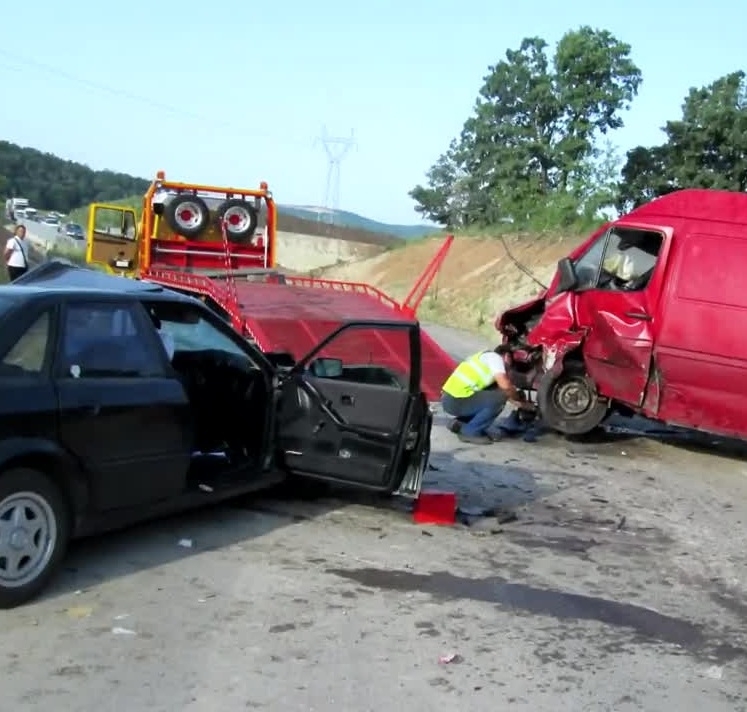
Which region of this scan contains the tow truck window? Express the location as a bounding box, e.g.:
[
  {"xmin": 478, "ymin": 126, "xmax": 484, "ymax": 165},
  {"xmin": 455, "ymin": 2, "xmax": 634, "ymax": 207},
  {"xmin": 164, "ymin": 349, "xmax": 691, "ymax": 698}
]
[{"xmin": 572, "ymin": 227, "xmax": 663, "ymax": 292}]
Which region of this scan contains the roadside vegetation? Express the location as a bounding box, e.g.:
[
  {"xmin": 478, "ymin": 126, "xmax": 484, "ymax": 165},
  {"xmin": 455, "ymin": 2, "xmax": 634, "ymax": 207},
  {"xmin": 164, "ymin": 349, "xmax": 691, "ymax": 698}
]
[{"xmin": 326, "ymin": 27, "xmax": 747, "ymax": 335}]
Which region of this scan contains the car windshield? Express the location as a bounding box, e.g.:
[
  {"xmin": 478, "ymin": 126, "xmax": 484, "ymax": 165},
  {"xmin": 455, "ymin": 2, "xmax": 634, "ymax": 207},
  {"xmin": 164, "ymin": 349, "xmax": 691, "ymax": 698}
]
[{"xmin": 159, "ymin": 313, "xmax": 249, "ymax": 358}]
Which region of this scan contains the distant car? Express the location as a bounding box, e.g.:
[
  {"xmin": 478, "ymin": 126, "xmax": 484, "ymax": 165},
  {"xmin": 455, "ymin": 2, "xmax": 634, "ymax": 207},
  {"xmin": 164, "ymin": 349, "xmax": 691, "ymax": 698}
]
[
  {"xmin": 0, "ymin": 261, "xmax": 432, "ymax": 607},
  {"xmin": 42, "ymin": 216, "xmax": 60, "ymax": 227},
  {"xmin": 63, "ymin": 223, "xmax": 85, "ymax": 240}
]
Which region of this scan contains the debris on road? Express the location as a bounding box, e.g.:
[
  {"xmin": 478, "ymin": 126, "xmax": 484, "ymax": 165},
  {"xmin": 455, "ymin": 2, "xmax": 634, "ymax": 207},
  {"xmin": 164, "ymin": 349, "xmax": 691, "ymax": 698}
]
[
  {"xmin": 111, "ymin": 627, "xmax": 137, "ymax": 636},
  {"xmin": 438, "ymin": 652, "xmax": 464, "ymax": 664}
]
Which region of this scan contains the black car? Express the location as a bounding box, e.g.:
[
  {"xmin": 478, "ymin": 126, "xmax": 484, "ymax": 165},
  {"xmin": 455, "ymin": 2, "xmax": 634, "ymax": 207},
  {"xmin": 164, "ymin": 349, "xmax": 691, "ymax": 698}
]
[{"xmin": 0, "ymin": 261, "xmax": 432, "ymax": 607}]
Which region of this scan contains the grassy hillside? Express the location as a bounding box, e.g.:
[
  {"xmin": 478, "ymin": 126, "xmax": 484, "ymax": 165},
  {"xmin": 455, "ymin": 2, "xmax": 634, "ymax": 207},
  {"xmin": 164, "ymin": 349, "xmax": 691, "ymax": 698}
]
[
  {"xmin": 280, "ymin": 205, "xmax": 435, "ymax": 239},
  {"xmin": 318, "ymin": 230, "xmax": 588, "ymax": 338}
]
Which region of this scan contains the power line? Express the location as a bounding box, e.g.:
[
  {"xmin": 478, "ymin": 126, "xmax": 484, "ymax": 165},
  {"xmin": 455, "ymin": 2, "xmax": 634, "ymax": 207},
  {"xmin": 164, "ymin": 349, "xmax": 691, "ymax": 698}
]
[
  {"xmin": 0, "ymin": 50, "xmax": 310, "ymax": 148},
  {"xmin": 315, "ymin": 126, "xmax": 356, "ymax": 225}
]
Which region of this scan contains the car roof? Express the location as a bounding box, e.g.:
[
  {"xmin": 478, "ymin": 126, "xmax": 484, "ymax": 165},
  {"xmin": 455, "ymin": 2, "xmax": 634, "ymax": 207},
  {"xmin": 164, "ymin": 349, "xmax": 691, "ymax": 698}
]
[{"xmin": 6, "ymin": 260, "xmax": 196, "ymax": 304}]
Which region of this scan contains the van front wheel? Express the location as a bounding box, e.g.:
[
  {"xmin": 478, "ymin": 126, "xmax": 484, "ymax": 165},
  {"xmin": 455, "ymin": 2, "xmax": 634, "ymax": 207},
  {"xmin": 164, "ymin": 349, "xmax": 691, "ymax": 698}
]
[{"xmin": 537, "ymin": 363, "xmax": 608, "ymax": 436}]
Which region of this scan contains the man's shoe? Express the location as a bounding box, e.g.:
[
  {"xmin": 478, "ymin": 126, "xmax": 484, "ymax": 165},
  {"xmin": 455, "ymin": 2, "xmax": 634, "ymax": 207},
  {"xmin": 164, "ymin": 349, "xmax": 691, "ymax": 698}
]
[
  {"xmin": 448, "ymin": 419, "xmax": 463, "ymax": 434},
  {"xmin": 458, "ymin": 433, "xmax": 493, "ymax": 445}
]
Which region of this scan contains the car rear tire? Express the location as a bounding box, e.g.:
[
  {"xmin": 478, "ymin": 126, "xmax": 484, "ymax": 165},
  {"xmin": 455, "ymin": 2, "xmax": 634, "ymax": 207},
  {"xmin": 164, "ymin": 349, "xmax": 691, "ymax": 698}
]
[
  {"xmin": 0, "ymin": 468, "xmax": 70, "ymax": 609},
  {"xmin": 537, "ymin": 362, "xmax": 608, "ymax": 436}
]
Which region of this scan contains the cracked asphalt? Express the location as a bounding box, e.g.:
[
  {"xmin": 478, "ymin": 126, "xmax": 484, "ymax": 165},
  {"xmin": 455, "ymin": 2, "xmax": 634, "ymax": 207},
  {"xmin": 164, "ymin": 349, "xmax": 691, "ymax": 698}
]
[{"xmin": 2, "ymin": 325, "xmax": 747, "ymax": 711}]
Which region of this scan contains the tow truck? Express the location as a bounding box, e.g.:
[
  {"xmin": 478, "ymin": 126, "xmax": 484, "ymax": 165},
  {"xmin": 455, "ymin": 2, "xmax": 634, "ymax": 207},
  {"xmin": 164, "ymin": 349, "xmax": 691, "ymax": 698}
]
[{"xmin": 84, "ymin": 171, "xmax": 457, "ymax": 400}]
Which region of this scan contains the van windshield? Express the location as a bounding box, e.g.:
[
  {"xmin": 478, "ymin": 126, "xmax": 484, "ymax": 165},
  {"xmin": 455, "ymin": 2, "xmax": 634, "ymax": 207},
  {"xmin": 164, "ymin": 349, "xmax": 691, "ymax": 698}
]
[{"xmin": 573, "ymin": 227, "xmax": 664, "ymax": 292}]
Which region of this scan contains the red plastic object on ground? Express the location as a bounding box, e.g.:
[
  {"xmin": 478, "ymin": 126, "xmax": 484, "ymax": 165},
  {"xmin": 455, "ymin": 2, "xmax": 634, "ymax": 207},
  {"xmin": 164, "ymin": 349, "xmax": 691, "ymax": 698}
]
[{"xmin": 412, "ymin": 490, "xmax": 458, "ymax": 525}]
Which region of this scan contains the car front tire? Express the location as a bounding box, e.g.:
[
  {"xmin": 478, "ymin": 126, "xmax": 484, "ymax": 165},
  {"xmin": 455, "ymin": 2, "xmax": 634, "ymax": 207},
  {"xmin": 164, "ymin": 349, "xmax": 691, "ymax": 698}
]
[{"xmin": 0, "ymin": 468, "xmax": 71, "ymax": 609}]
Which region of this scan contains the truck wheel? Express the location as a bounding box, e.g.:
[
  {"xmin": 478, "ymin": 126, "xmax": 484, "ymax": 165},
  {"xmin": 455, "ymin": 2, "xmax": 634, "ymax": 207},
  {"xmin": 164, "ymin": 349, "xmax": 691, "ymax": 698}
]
[
  {"xmin": 216, "ymin": 199, "xmax": 258, "ymax": 243},
  {"xmin": 165, "ymin": 194, "xmax": 211, "ymax": 238},
  {"xmin": 0, "ymin": 468, "xmax": 70, "ymax": 609},
  {"xmin": 537, "ymin": 363, "xmax": 608, "ymax": 436}
]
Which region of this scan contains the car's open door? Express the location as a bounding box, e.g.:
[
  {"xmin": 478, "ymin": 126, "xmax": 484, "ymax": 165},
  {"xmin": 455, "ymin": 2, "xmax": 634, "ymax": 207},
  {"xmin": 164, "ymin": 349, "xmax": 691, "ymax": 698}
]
[
  {"xmin": 274, "ymin": 320, "xmax": 432, "ymax": 496},
  {"xmin": 85, "ymin": 204, "xmax": 139, "ymax": 277}
]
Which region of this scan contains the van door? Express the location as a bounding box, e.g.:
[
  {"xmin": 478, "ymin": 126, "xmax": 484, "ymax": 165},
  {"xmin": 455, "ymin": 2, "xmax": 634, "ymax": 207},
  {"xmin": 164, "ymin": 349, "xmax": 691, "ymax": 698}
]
[
  {"xmin": 574, "ymin": 226, "xmax": 667, "ymax": 408},
  {"xmin": 85, "ymin": 204, "xmax": 139, "ymax": 277}
]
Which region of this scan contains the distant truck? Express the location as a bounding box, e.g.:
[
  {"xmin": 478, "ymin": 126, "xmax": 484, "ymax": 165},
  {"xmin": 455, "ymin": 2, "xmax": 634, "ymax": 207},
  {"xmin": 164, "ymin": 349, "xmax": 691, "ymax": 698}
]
[{"xmin": 4, "ymin": 197, "xmax": 29, "ymax": 221}]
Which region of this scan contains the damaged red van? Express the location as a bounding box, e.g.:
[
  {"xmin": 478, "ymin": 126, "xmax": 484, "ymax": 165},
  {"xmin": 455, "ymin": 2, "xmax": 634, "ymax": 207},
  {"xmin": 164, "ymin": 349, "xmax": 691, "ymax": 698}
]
[{"xmin": 497, "ymin": 188, "xmax": 747, "ymax": 438}]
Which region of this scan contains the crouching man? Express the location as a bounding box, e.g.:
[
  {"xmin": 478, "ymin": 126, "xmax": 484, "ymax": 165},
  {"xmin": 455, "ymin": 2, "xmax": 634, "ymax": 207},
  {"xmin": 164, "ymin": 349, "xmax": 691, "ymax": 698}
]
[{"xmin": 441, "ymin": 345, "xmax": 534, "ymax": 445}]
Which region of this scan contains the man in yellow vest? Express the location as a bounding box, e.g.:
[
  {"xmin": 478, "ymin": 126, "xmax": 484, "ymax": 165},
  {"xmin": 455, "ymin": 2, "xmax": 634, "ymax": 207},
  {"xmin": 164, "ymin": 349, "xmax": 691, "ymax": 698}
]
[{"xmin": 441, "ymin": 345, "xmax": 534, "ymax": 444}]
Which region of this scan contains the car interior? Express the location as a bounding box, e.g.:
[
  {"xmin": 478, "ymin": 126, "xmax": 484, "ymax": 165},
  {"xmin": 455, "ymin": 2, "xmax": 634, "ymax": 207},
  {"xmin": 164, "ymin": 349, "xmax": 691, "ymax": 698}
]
[{"xmin": 146, "ymin": 301, "xmax": 271, "ymax": 472}]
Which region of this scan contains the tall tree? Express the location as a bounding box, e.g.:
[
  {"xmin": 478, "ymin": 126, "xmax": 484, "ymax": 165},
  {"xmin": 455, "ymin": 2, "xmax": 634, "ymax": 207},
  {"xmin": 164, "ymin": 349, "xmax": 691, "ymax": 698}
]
[
  {"xmin": 410, "ymin": 27, "xmax": 642, "ymax": 227},
  {"xmin": 617, "ymin": 71, "xmax": 747, "ymax": 212}
]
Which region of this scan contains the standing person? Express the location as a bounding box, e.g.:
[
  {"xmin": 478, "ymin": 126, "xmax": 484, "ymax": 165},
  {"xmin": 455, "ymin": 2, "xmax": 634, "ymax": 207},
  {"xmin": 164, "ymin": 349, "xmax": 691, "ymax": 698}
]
[
  {"xmin": 4, "ymin": 224, "xmax": 29, "ymax": 282},
  {"xmin": 441, "ymin": 345, "xmax": 534, "ymax": 445}
]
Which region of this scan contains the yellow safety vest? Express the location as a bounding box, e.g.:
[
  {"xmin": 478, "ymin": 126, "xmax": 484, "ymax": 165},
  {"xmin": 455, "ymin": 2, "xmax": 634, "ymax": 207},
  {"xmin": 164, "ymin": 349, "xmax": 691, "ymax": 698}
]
[{"xmin": 442, "ymin": 351, "xmax": 496, "ymax": 398}]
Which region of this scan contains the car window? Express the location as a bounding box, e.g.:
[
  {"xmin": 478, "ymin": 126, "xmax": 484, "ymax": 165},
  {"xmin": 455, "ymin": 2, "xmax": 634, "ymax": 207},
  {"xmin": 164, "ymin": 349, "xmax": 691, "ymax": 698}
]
[
  {"xmin": 60, "ymin": 302, "xmax": 167, "ymax": 378},
  {"xmin": 157, "ymin": 309, "xmax": 253, "ymax": 362},
  {"xmin": 0, "ymin": 310, "xmax": 51, "ymax": 375}
]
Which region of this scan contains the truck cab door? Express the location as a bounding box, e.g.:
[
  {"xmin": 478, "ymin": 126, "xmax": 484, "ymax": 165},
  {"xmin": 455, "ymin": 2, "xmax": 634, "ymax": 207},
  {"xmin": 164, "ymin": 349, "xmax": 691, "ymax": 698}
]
[
  {"xmin": 85, "ymin": 204, "xmax": 139, "ymax": 277},
  {"xmin": 274, "ymin": 321, "xmax": 432, "ymax": 496}
]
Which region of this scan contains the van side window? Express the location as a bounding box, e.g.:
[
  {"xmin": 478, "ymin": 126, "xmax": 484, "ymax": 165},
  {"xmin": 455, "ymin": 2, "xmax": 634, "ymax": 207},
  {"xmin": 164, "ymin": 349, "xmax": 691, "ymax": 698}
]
[{"xmin": 599, "ymin": 228, "xmax": 663, "ymax": 292}]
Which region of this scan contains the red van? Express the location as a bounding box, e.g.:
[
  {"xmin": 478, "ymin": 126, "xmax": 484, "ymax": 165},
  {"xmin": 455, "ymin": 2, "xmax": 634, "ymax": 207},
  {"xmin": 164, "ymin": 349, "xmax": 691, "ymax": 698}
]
[{"xmin": 497, "ymin": 188, "xmax": 747, "ymax": 439}]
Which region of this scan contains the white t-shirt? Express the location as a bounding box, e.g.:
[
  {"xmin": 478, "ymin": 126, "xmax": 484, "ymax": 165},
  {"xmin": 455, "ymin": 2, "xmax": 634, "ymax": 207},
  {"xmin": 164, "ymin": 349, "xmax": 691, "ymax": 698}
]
[
  {"xmin": 476, "ymin": 350, "xmax": 506, "ymax": 377},
  {"xmin": 5, "ymin": 237, "xmax": 28, "ymax": 268}
]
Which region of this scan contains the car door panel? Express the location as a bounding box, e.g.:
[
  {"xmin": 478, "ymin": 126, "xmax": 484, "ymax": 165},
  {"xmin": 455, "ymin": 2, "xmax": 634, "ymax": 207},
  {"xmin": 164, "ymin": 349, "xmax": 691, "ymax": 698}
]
[
  {"xmin": 274, "ymin": 321, "xmax": 429, "ymax": 492},
  {"xmin": 55, "ymin": 299, "xmax": 193, "ymax": 512},
  {"xmin": 56, "ymin": 377, "xmax": 193, "ymax": 511},
  {"xmin": 307, "ymin": 377, "xmax": 409, "ymax": 433}
]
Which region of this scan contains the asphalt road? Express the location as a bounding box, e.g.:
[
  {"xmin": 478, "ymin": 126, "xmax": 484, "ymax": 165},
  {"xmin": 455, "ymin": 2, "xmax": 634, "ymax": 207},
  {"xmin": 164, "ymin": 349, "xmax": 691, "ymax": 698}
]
[
  {"xmin": 16, "ymin": 217, "xmax": 85, "ymax": 252},
  {"xmin": 1, "ymin": 231, "xmax": 747, "ymax": 710}
]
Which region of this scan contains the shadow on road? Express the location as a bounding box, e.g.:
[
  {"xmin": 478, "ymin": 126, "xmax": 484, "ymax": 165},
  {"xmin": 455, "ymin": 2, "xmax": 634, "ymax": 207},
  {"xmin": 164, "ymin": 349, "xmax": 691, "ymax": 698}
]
[{"xmin": 40, "ymin": 448, "xmax": 554, "ymax": 605}]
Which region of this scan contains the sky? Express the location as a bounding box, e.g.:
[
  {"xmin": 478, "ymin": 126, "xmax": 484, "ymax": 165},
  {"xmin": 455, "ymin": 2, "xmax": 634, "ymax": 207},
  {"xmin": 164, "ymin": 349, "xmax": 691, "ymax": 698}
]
[{"xmin": 1, "ymin": 0, "xmax": 745, "ymax": 225}]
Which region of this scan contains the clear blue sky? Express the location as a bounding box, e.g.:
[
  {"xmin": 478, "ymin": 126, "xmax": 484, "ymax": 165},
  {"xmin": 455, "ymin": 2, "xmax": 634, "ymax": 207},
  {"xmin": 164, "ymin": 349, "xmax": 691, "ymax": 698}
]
[{"xmin": 1, "ymin": 0, "xmax": 744, "ymax": 224}]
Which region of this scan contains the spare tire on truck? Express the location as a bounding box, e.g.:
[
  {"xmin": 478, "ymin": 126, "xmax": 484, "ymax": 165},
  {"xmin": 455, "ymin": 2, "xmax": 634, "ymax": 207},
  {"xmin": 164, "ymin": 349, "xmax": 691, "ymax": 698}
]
[
  {"xmin": 216, "ymin": 198, "xmax": 258, "ymax": 243},
  {"xmin": 164, "ymin": 194, "xmax": 211, "ymax": 238}
]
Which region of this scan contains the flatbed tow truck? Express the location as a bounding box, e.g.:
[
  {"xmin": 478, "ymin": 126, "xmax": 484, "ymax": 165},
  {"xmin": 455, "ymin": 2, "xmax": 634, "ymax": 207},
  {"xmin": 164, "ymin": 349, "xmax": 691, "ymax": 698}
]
[{"xmin": 84, "ymin": 171, "xmax": 457, "ymax": 400}]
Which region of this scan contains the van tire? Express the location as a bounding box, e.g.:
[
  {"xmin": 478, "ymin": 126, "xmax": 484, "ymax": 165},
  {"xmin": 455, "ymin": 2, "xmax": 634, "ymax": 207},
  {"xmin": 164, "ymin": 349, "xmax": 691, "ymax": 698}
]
[
  {"xmin": 0, "ymin": 468, "xmax": 71, "ymax": 609},
  {"xmin": 537, "ymin": 362, "xmax": 608, "ymax": 436}
]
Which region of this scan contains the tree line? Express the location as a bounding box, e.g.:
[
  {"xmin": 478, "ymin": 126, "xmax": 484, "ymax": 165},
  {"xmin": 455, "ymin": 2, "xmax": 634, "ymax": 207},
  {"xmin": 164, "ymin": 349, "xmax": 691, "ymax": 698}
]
[
  {"xmin": 0, "ymin": 141, "xmax": 150, "ymax": 213},
  {"xmin": 409, "ymin": 26, "xmax": 747, "ymax": 229}
]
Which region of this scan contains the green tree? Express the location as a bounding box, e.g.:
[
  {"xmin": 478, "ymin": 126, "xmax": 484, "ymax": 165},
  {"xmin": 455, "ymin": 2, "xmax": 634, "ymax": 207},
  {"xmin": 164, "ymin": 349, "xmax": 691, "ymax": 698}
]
[
  {"xmin": 0, "ymin": 140, "xmax": 151, "ymax": 213},
  {"xmin": 617, "ymin": 71, "xmax": 747, "ymax": 211},
  {"xmin": 410, "ymin": 26, "xmax": 642, "ymax": 227}
]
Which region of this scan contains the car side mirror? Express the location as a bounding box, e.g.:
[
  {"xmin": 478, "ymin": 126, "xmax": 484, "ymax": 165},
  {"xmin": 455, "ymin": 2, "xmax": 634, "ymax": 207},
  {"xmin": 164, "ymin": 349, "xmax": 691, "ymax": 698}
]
[
  {"xmin": 556, "ymin": 257, "xmax": 578, "ymax": 293},
  {"xmin": 310, "ymin": 357, "xmax": 343, "ymax": 378}
]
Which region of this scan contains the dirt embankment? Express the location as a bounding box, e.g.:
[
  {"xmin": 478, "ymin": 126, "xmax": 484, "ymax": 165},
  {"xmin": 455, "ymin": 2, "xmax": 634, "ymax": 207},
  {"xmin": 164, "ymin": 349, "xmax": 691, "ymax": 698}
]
[{"xmin": 318, "ymin": 232, "xmax": 586, "ymax": 337}]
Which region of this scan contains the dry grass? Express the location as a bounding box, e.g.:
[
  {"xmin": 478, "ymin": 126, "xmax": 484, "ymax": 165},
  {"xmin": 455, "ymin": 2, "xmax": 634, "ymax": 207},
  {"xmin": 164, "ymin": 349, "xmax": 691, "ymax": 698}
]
[{"xmin": 318, "ymin": 231, "xmax": 586, "ymax": 337}]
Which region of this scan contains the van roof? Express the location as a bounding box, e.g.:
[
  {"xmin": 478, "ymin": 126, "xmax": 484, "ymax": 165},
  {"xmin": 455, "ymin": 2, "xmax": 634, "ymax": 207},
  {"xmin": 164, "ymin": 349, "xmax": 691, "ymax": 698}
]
[{"xmin": 626, "ymin": 189, "xmax": 747, "ymax": 225}]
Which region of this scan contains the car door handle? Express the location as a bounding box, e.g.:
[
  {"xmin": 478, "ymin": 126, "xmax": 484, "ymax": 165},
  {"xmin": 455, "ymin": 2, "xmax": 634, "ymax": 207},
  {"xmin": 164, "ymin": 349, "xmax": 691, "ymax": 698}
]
[
  {"xmin": 77, "ymin": 401, "xmax": 101, "ymax": 416},
  {"xmin": 340, "ymin": 394, "xmax": 355, "ymax": 406},
  {"xmin": 624, "ymin": 311, "xmax": 652, "ymax": 321}
]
